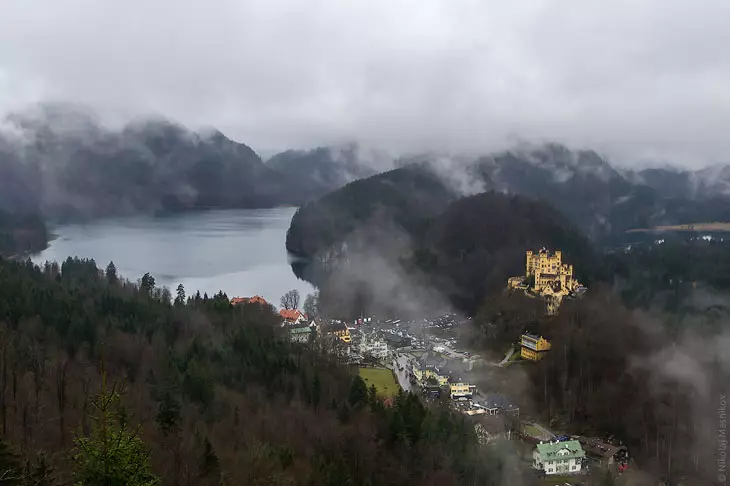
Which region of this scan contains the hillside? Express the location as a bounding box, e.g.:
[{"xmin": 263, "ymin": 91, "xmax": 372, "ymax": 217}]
[
  {"xmin": 412, "ymin": 191, "xmax": 599, "ymax": 312},
  {"xmin": 0, "ymin": 256, "xmax": 513, "ymax": 485},
  {"xmin": 286, "ymin": 165, "xmax": 598, "ymax": 316},
  {"xmin": 266, "ymin": 143, "xmax": 384, "ymax": 198}
]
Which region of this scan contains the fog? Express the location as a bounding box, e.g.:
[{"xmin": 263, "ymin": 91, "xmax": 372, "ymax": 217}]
[{"xmin": 1, "ymin": 0, "xmax": 728, "ymax": 167}]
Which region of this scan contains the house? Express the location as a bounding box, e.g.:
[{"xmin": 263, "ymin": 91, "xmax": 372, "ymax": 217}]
[
  {"xmin": 360, "ymin": 336, "xmax": 388, "ymax": 360},
  {"xmin": 382, "ymin": 333, "xmax": 411, "ymax": 349},
  {"xmin": 520, "ymin": 333, "xmax": 551, "ymax": 361},
  {"xmin": 533, "ymin": 440, "xmax": 585, "ymax": 476},
  {"xmin": 480, "ymin": 394, "xmax": 520, "ymax": 417},
  {"xmin": 279, "ymin": 309, "xmax": 306, "ymax": 326},
  {"xmin": 289, "ymin": 324, "xmax": 312, "ymax": 343},
  {"xmin": 449, "ymin": 383, "xmax": 474, "ymax": 400},
  {"xmin": 322, "ymin": 321, "xmax": 351, "ymax": 344},
  {"xmin": 573, "ymin": 435, "xmax": 629, "ymax": 469},
  {"xmin": 231, "ymin": 295, "xmax": 269, "ymax": 306}
]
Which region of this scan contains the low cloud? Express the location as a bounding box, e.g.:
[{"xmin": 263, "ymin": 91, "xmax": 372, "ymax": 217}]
[{"xmin": 0, "ymin": 0, "xmax": 728, "ymax": 166}]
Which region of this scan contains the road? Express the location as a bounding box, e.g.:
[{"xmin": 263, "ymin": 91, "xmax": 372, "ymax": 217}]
[
  {"xmin": 498, "ymin": 347, "xmax": 515, "ymax": 367},
  {"xmin": 392, "ymin": 354, "xmax": 412, "ymax": 392}
]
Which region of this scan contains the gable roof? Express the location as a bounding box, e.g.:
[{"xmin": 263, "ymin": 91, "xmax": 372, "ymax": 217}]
[
  {"xmin": 231, "ymin": 295, "xmax": 269, "ymax": 306},
  {"xmin": 280, "ymin": 309, "xmax": 303, "ymax": 321},
  {"xmin": 574, "ymin": 436, "xmax": 626, "ymax": 459},
  {"xmin": 536, "ymin": 440, "xmax": 585, "ymax": 461}
]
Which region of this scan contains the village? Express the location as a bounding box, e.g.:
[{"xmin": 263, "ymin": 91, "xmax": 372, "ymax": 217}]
[{"xmin": 232, "ymin": 249, "xmax": 628, "ymax": 485}]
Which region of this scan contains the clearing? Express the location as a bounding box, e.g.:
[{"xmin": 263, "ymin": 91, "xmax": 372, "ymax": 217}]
[{"xmin": 359, "ymin": 367, "xmax": 400, "ymax": 397}]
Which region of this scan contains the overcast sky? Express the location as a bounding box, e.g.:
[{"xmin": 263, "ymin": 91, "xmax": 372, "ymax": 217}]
[{"xmin": 1, "ymin": 0, "xmax": 728, "ymax": 166}]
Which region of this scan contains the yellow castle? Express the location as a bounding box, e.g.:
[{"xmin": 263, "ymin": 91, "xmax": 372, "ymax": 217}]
[{"xmin": 508, "ymin": 248, "xmax": 583, "ymax": 314}]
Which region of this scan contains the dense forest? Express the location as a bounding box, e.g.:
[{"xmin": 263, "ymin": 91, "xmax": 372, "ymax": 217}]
[
  {"xmin": 0, "ymin": 255, "xmax": 522, "ymax": 485},
  {"xmin": 0, "ymin": 210, "xmax": 48, "ymax": 256},
  {"xmin": 473, "ymin": 285, "xmax": 729, "ymax": 484}
]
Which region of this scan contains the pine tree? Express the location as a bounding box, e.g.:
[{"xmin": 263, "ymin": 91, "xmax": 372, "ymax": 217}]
[
  {"xmin": 72, "ymin": 372, "xmax": 159, "ymax": 486},
  {"xmin": 155, "ymin": 388, "xmax": 181, "ymax": 437},
  {"xmin": 347, "ymin": 376, "xmax": 368, "ymax": 409},
  {"xmin": 198, "ymin": 437, "xmax": 220, "ymax": 483},
  {"xmin": 105, "ymin": 262, "xmax": 118, "ymax": 285},
  {"xmin": 174, "ymin": 284, "xmax": 186, "ymax": 307}
]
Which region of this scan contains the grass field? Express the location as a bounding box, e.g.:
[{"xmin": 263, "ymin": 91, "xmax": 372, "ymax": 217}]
[
  {"xmin": 359, "ymin": 367, "xmax": 400, "ymax": 397},
  {"xmin": 628, "ymin": 222, "xmax": 730, "ymax": 233}
]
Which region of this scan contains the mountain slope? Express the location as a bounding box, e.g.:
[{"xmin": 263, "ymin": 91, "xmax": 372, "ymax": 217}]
[
  {"xmin": 413, "ymin": 191, "xmax": 599, "ymax": 311},
  {"xmin": 0, "ymin": 104, "xmax": 309, "ymax": 219},
  {"xmin": 267, "ymin": 143, "xmax": 384, "ymax": 198}
]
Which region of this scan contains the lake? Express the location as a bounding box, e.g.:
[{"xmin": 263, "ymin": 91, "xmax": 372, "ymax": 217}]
[{"xmin": 31, "ymin": 207, "xmax": 314, "ymax": 305}]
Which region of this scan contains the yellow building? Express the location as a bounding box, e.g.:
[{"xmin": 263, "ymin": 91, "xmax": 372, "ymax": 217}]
[
  {"xmin": 509, "ymin": 248, "xmax": 583, "ymax": 315},
  {"xmin": 520, "ymin": 333, "xmax": 551, "ymax": 361},
  {"xmin": 323, "ymin": 322, "xmax": 351, "ymax": 343},
  {"xmin": 449, "ymin": 383, "xmax": 474, "ymax": 399}
]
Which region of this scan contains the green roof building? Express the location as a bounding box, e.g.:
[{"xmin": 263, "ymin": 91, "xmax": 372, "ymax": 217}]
[
  {"xmin": 533, "ymin": 440, "xmax": 585, "ymax": 476},
  {"xmin": 289, "ymin": 325, "xmax": 312, "ymax": 343}
]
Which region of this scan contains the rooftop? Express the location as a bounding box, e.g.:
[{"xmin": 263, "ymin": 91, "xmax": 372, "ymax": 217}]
[
  {"xmin": 280, "ymin": 309, "xmax": 304, "ymax": 321},
  {"xmin": 231, "ymin": 295, "xmax": 269, "ymax": 306},
  {"xmin": 574, "ymin": 436, "xmax": 626, "ymax": 459},
  {"xmin": 536, "ymin": 440, "xmax": 585, "ymax": 461}
]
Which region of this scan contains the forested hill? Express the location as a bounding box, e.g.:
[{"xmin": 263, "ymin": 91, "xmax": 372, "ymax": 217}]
[
  {"xmin": 0, "ymin": 210, "xmax": 48, "ymax": 256},
  {"xmin": 0, "ymin": 256, "xmax": 516, "ymax": 485},
  {"xmin": 413, "ymin": 191, "xmax": 600, "ymax": 312},
  {"xmin": 286, "ymin": 165, "xmax": 598, "ymax": 316},
  {"xmin": 286, "ymin": 165, "xmax": 456, "ymax": 259}
]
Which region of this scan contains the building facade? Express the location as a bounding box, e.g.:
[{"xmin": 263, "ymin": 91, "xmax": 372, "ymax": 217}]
[
  {"xmin": 289, "ymin": 325, "xmax": 312, "ymax": 343},
  {"xmin": 361, "ymin": 337, "xmax": 388, "ymax": 360},
  {"xmin": 533, "ymin": 440, "xmax": 585, "ymax": 475},
  {"xmin": 520, "ymin": 333, "xmax": 552, "ymax": 361},
  {"xmin": 322, "ymin": 322, "xmax": 351, "ymax": 343},
  {"xmin": 449, "ymin": 383, "xmax": 474, "ymax": 400},
  {"xmin": 508, "ymin": 248, "xmax": 583, "ymax": 315}
]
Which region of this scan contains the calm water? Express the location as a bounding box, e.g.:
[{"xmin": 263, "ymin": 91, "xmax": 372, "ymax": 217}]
[{"xmin": 31, "ymin": 208, "xmax": 314, "ymax": 304}]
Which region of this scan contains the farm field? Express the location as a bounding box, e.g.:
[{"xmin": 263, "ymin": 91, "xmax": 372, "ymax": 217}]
[
  {"xmin": 628, "ymin": 222, "xmax": 730, "ymax": 233},
  {"xmin": 359, "ymin": 367, "xmax": 400, "ymax": 397}
]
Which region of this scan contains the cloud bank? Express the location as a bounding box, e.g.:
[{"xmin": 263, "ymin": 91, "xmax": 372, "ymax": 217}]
[{"xmin": 1, "ymin": 0, "xmax": 728, "ymax": 166}]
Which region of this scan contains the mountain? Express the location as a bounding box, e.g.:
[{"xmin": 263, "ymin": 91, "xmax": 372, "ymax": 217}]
[
  {"xmin": 628, "ymin": 164, "xmax": 730, "ymax": 200},
  {"xmin": 286, "ymin": 164, "xmax": 597, "ymax": 315},
  {"xmin": 267, "ymin": 143, "xmax": 386, "ymax": 198},
  {"xmin": 0, "ymin": 104, "xmax": 327, "ymax": 220}
]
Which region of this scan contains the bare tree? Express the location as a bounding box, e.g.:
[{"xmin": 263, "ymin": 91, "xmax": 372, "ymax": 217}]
[{"xmin": 280, "ymin": 290, "xmax": 300, "ymax": 311}]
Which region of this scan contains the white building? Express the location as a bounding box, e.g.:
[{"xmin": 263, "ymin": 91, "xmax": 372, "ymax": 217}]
[
  {"xmin": 533, "ymin": 440, "xmax": 585, "ymax": 476},
  {"xmin": 360, "ymin": 337, "xmax": 388, "ymax": 360}
]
